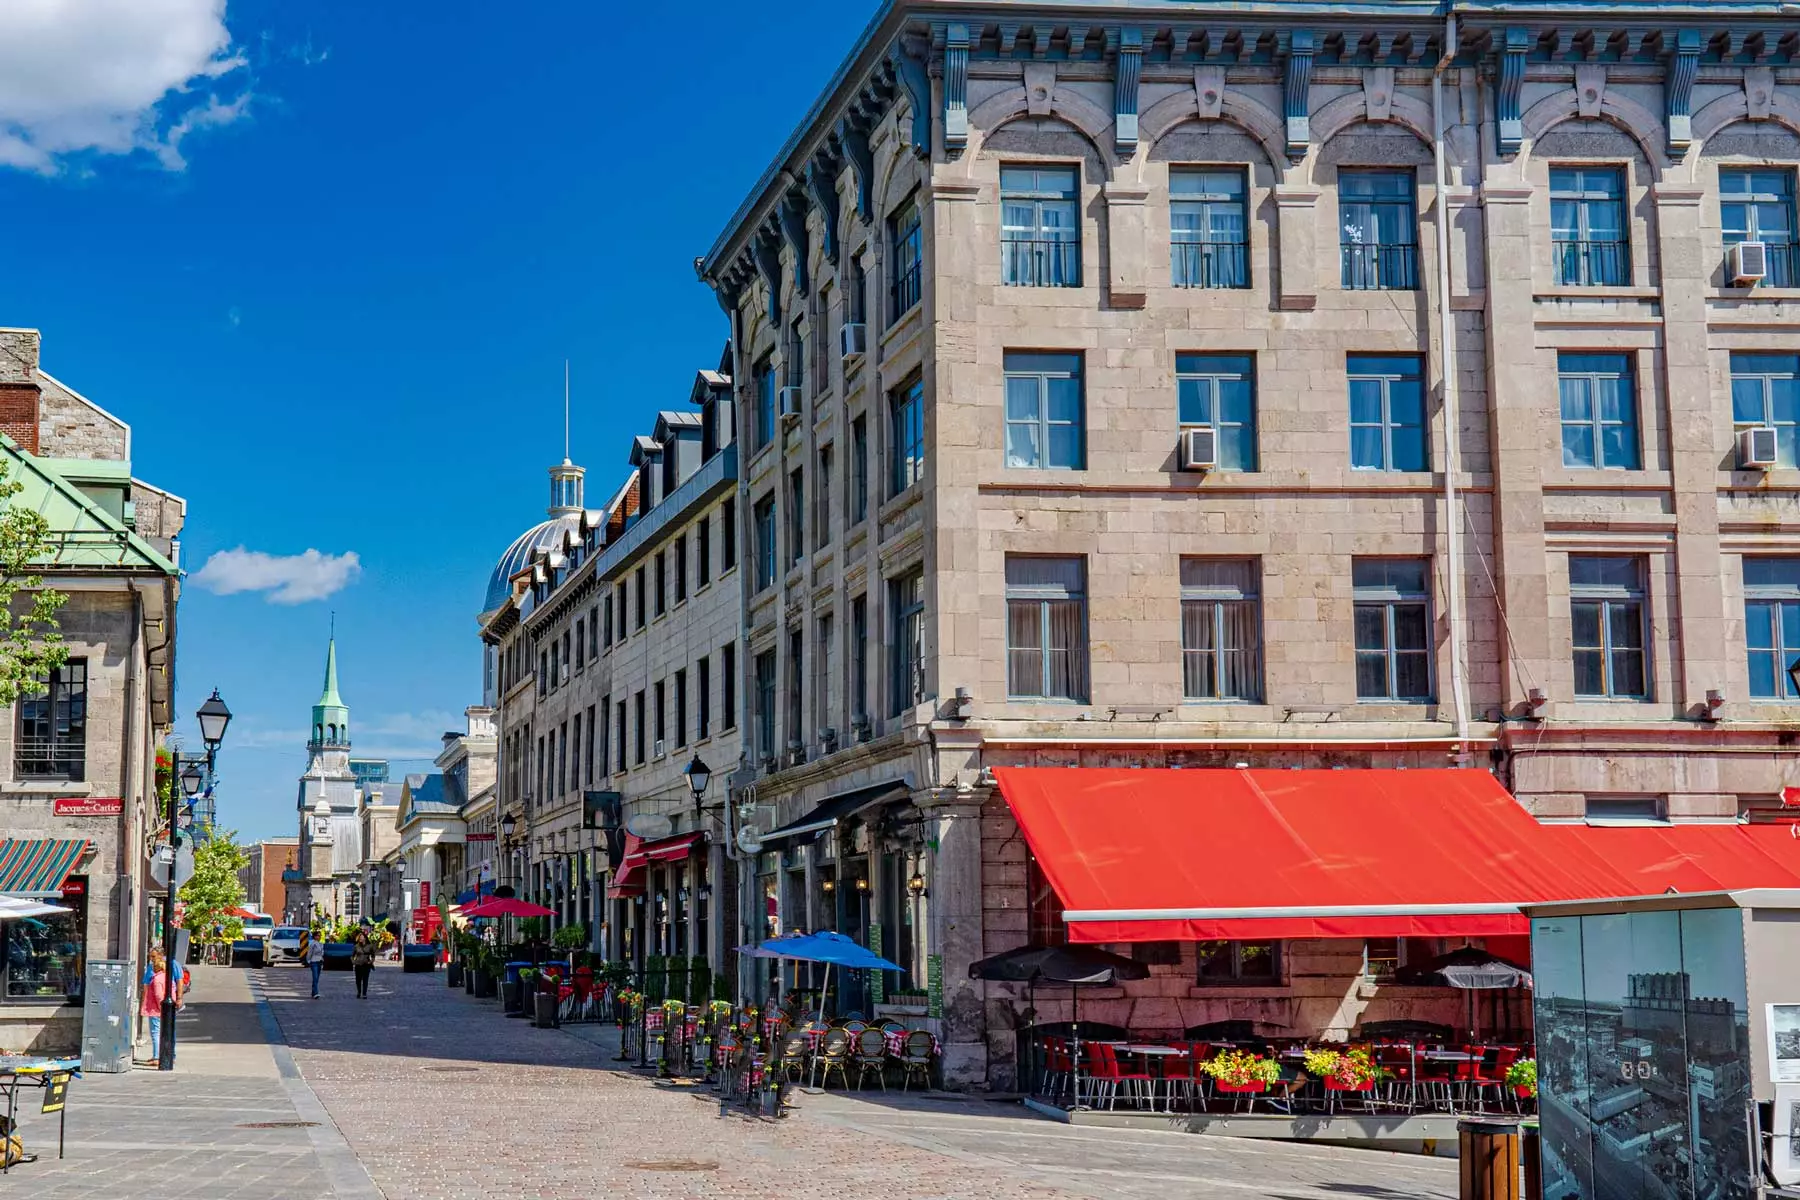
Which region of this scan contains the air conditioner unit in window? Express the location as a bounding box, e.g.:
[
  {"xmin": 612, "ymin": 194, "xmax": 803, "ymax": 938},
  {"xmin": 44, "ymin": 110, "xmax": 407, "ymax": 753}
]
[
  {"xmin": 1732, "ymin": 240, "xmax": 1769, "ymax": 285},
  {"xmin": 1740, "ymin": 425, "xmax": 1780, "ymax": 470},
  {"xmin": 840, "ymin": 322, "xmax": 867, "ymax": 361},
  {"xmin": 779, "ymin": 386, "xmax": 804, "ymax": 424},
  {"xmin": 1180, "ymin": 426, "xmax": 1218, "ymax": 472},
  {"xmin": 652, "ymin": 738, "xmax": 666, "ymax": 759}
]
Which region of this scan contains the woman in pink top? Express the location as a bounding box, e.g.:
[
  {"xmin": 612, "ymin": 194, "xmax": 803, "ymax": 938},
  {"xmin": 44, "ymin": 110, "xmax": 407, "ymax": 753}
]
[{"xmin": 141, "ymin": 951, "xmax": 179, "ymax": 1067}]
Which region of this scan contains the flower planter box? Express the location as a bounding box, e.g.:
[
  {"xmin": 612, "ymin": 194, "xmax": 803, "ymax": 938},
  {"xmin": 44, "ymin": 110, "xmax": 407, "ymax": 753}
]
[
  {"xmin": 447, "ymin": 962, "xmax": 464, "ymax": 988},
  {"xmin": 532, "ymin": 993, "xmax": 560, "ymax": 1028},
  {"xmin": 501, "ymin": 980, "xmax": 524, "ymax": 1015},
  {"xmin": 1323, "ymin": 1077, "xmax": 1376, "ymax": 1093},
  {"xmin": 401, "ymin": 946, "xmax": 438, "ymax": 973},
  {"xmin": 473, "ymin": 969, "xmax": 496, "ymax": 998},
  {"xmin": 1213, "ymin": 1080, "xmax": 1268, "ymax": 1094},
  {"xmin": 322, "ymin": 943, "xmax": 354, "ymax": 971}
]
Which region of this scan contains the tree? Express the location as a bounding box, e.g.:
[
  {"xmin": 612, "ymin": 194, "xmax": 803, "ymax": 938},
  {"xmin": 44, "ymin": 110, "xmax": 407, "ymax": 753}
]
[
  {"xmin": 0, "ymin": 461, "xmax": 67, "ymax": 705},
  {"xmin": 179, "ymin": 829, "xmax": 250, "ymax": 946}
]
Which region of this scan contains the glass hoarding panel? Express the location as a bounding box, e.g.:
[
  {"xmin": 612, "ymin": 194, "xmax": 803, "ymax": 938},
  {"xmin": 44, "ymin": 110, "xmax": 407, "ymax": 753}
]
[
  {"xmin": 1678, "ymin": 908, "xmax": 1752, "ymax": 1200},
  {"xmin": 1535, "ymin": 915, "xmax": 1594, "ymax": 1200}
]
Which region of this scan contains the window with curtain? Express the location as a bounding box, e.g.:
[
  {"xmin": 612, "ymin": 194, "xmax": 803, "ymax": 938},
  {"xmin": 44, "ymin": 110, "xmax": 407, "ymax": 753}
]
[
  {"xmin": 1731, "ymin": 352, "xmax": 1800, "ymax": 468},
  {"xmin": 1004, "ymin": 352, "xmax": 1083, "ymax": 470},
  {"xmin": 1569, "ymin": 555, "xmax": 1648, "ymax": 700},
  {"xmin": 1353, "ymin": 558, "xmax": 1432, "ymax": 701},
  {"xmin": 1348, "ymin": 354, "xmax": 1427, "ymax": 472},
  {"xmin": 1171, "ymin": 167, "xmax": 1248, "ymax": 288},
  {"xmin": 1550, "ymin": 167, "xmax": 1629, "ymax": 286},
  {"xmin": 889, "ymin": 570, "xmax": 925, "ymax": 716},
  {"xmin": 754, "ymin": 649, "xmax": 777, "ymax": 760},
  {"xmin": 1338, "ymin": 170, "xmax": 1418, "ymax": 290},
  {"xmin": 1005, "ymin": 556, "xmax": 1088, "ymax": 701},
  {"xmin": 1000, "ymin": 165, "xmax": 1080, "ymax": 287},
  {"xmin": 1746, "ymin": 557, "xmax": 1800, "ymax": 699},
  {"xmin": 890, "ymin": 379, "xmax": 924, "ymax": 496},
  {"xmin": 752, "ymin": 494, "xmax": 776, "ymax": 591},
  {"xmin": 1558, "ymin": 352, "xmax": 1640, "ymax": 470},
  {"xmin": 1180, "ymin": 560, "xmax": 1261, "ymax": 701},
  {"xmin": 1722, "ymin": 167, "xmax": 1797, "ymax": 287},
  {"xmin": 1176, "ymin": 352, "xmax": 1257, "ymax": 470},
  {"xmin": 889, "ymin": 196, "xmax": 922, "ymax": 322}
]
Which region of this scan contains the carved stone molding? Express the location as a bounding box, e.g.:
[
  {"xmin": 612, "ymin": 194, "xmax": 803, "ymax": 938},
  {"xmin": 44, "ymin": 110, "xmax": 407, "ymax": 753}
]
[
  {"xmin": 1665, "ymin": 29, "xmax": 1701, "ymax": 152},
  {"xmin": 1113, "ymin": 26, "xmax": 1143, "ymax": 155},
  {"xmin": 1496, "ymin": 27, "xmax": 1530, "ymax": 157},
  {"xmin": 941, "ymin": 22, "xmax": 970, "ymax": 155},
  {"xmin": 1575, "ymin": 64, "xmax": 1606, "ymax": 119},
  {"xmin": 1283, "ymin": 30, "xmax": 1315, "ymax": 158}
]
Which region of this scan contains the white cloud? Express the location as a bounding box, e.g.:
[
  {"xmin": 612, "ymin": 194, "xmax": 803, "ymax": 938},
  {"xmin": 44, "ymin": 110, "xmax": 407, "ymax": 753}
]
[
  {"xmin": 193, "ymin": 547, "xmax": 361, "ymax": 604},
  {"xmin": 0, "ymin": 0, "xmax": 248, "ymax": 173}
]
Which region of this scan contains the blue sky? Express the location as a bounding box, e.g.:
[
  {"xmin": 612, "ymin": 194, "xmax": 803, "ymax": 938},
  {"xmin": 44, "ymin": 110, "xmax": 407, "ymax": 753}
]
[{"xmin": 0, "ymin": 0, "xmax": 872, "ymax": 841}]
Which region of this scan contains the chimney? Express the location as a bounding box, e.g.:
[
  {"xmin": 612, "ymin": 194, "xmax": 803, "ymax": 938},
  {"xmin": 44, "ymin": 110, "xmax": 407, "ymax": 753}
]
[{"xmin": 0, "ymin": 329, "xmax": 42, "ymax": 454}]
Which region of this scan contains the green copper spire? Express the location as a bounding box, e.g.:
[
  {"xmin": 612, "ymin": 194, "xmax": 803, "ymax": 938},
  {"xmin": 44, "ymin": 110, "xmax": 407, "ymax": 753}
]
[{"xmin": 310, "ymin": 636, "xmax": 350, "ymax": 749}]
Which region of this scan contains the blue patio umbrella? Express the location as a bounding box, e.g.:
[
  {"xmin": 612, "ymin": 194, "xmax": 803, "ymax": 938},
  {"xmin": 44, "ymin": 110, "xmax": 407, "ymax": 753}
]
[{"xmin": 750, "ymin": 931, "xmax": 904, "ymax": 1024}]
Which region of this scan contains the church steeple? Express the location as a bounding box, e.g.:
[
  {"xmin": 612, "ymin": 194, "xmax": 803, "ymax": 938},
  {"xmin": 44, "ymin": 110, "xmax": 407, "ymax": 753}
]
[{"xmin": 309, "ymin": 636, "xmax": 350, "ymax": 750}]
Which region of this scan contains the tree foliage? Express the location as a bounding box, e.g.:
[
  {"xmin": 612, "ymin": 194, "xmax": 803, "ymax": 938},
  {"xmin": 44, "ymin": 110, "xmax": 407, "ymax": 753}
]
[
  {"xmin": 0, "ymin": 461, "xmax": 67, "ymax": 706},
  {"xmin": 179, "ymin": 828, "xmax": 250, "ymax": 945}
]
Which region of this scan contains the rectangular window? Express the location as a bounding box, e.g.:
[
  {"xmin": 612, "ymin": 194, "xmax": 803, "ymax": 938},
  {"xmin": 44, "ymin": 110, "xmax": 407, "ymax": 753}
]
[
  {"xmin": 1585, "ymin": 794, "xmax": 1666, "ymax": 824},
  {"xmin": 654, "ymin": 680, "xmax": 667, "ymax": 752},
  {"xmin": 1195, "ymin": 941, "xmax": 1282, "ymax": 984},
  {"xmin": 850, "ymin": 594, "xmax": 869, "ymax": 723},
  {"xmin": 573, "ymin": 713, "xmax": 584, "ymax": 788},
  {"xmin": 1721, "ymin": 167, "xmax": 1797, "ymax": 287},
  {"xmin": 1339, "ymin": 170, "xmax": 1418, "ymax": 290},
  {"xmin": 4, "ymin": 875, "xmax": 85, "ymax": 1002},
  {"xmin": 15, "ymin": 659, "xmax": 87, "ymax": 781},
  {"xmin": 846, "ymin": 255, "xmax": 867, "ymax": 325},
  {"xmin": 589, "ymin": 605, "xmax": 600, "ymax": 660},
  {"xmin": 696, "ymin": 514, "xmax": 712, "ymax": 587},
  {"xmin": 634, "ymin": 690, "xmax": 646, "ymax": 765},
  {"xmin": 815, "ymin": 444, "xmax": 833, "ymax": 549},
  {"xmin": 1731, "ymin": 352, "xmax": 1800, "ymax": 468},
  {"xmin": 785, "ymin": 319, "xmax": 805, "ymax": 391},
  {"xmin": 722, "ymin": 642, "xmax": 738, "ymax": 732},
  {"xmin": 1570, "ymin": 555, "xmax": 1649, "ymax": 700},
  {"xmin": 537, "ymin": 651, "xmax": 547, "ymax": 696},
  {"xmin": 1000, "ymin": 165, "xmax": 1080, "ymax": 287},
  {"xmin": 1170, "ymin": 167, "xmax": 1249, "ymax": 288},
  {"xmin": 557, "ymin": 721, "xmax": 568, "ymax": 795},
  {"xmin": 655, "ymin": 551, "xmax": 667, "ymax": 617},
  {"xmin": 850, "ymin": 416, "xmax": 869, "ymax": 522},
  {"xmin": 1003, "ymin": 352, "xmax": 1084, "ymax": 470},
  {"xmin": 617, "ymin": 587, "xmax": 628, "ymax": 640},
  {"xmin": 889, "ymin": 570, "xmax": 925, "ymax": 716},
  {"xmin": 1180, "ymin": 559, "xmax": 1261, "ymax": 701},
  {"xmin": 603, "ymin": 598, "xmax": 613, "ymax": 648},
  {"xmin": 591, "ymin": 701, "xmax": 603, "ymax": 784},
  {"xmin": 674, "ymin": 669, "xmax": 688, "ymax": 749},
  {"xmin": 1746, "ymin": 557, "xmax": 1800, "ymax": 699},
  {"xmin": 634, "ymin": 566, "xmax": 647, "ymax": 629},
  {"xmin": 1558, "ymin": 352, "xmax": 1640, "ymax": 470},
  {"xmin": 574, "ymin": 619, "xmax": 585, "ymax": 670},
  {"xmin": 1550, "ymin": 167, "xmax": 1629, "ymax": 286},
  {"xmin": 697, "ymin": 655, "xmax": 712, "ymax": 738},
  {"xmin": 890, "ymin": 379, "xmax": 924, "ymax": 496},
  {"xmin": 721, "ymin": 496, "xmax": 737, "ymax": 570},
  {"xmin": 889, "ymin": 195, "xmax": 922, "ymax": 323},
  {"xmin": 1348, "ymin": 354, "xmax": 1427, "ymax": 472},
  {"xmin": 674, "ymin": 534, "xmax": 688, "ymax": 602},
  {"xmin": 1176, "ymin": 352, "xmax": 1257, "ymax": 471},
  {"xmin": 614, "ymin": 700, "xmax": 626, "ymax": 774},
  {"xmin": 815, "ymin": 614, "xmax": 834, "ymax": 739},
  {"xmin": 754, "ymin": 649, "xmax": 777, "ymax": 760},
  {"xmin": 1005, "ymin": 557, "xmax": 1088, "ymax": 701},
  {"xmin": 786, "ymin": 628, "xmax": 804, "ymax": 750},
  {"xmin": 755, "ymin": 356, "xmax": 777, "ymax": 450},
  {"xmin": 1026, "ymin": 853, "xmax": 1067, "ymax": 949},
  {"xmin": 753, "ymin": 493, "xmax": 776, "ymax": 591},
  {"xmin": 1353, "ymin": 558, "xmax": 1433, "ymax": 701},
  {"xmin": 787, "ymin": 468, "xmax": 805, "ymax": 566}
]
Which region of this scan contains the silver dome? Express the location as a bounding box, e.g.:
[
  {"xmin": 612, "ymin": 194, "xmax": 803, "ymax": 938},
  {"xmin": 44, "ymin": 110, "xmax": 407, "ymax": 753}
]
[{"xmin": 482, "ymin": 514, "xmax": 581, "ymax": 615}]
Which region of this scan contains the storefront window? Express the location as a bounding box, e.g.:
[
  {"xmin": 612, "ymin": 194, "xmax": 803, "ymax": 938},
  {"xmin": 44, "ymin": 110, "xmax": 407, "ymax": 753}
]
[
  {"xmin": 1026, "ymin": 853, "xmax": 1066, "ymax": 948},
  {"xmin": 4, "ymin": 877, "xmax": 86, "ymax": 1004},
  {"xmin": 1195, "ymin": 939, "xmax": 1281, "ymax": 984}
]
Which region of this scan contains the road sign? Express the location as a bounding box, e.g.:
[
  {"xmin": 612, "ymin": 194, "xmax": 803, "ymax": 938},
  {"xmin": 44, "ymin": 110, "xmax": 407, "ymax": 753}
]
[{"xmin": 150, "ymin": 844, "xmax": 194, "ymax": 889}]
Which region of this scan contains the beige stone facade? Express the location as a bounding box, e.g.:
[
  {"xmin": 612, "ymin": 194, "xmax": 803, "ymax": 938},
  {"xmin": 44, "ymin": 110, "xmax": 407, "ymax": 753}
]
[{"xmin": 699, "ymin": 4, "xmax": 1800, "ymax": 1085}]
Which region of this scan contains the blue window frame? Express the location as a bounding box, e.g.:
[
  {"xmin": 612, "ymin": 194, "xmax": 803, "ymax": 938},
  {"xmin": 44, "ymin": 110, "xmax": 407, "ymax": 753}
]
[
  {"xmin": 890, "ymin": 378, "xmax": 924, "ymax": 496},
  {"xmin": 1353, "ymin": 559, "xmax": 1432, "ymax": 702},
  {"xmin": 889, "ymin": 197, "xmax": 922, "ymax": 323},
  {"xmin": 1550, "ymin": 167, "xmax": 1629, "ymax": 286},
  {"xmin": 1722, "ymin": 168, "xmax": 1797, "ymax": 287},
  {"xmin": 1745, "ymin": 557, "xmax": 1800, "ymax": 699},
  {"xmin": 1001, "ymin": 166, "xmax": 1080, "ymax": 287},
  {"xmin": 1731, "ymin": 352, "xmax": 1800, "ymax": 469},
  {"xmin": 755, "ymin": 357, "xmax": 776, "ymax": 451},
  {"xmin": 1339, "ymin": 171, "xmax": 1418, "ymax": 290},
  {"xmin": 1176, "ymin": 353, "xmax": 1256, "ymax": 471},
  {"xmin": 1569, "ymin": 555, "xmax": 1648, "ymax": 700},
  {"xmin": 1004, "ymin": 353, "xmax": 1083, "ymax": 470},
  {"xmin": 1348, "ymin": 354, "xmax": 1427, "ymax": 472},
  {"xmin": 1171, "ymin": 168, "xmax": 1248, "ymax": 289},
  {"xmin": 1558, "ymin": 352, "xmax": 1639, "ymax": 470},
  {"xmin": 1005, "ymin": 557, "xmax": 1088, "ymax": 701}
]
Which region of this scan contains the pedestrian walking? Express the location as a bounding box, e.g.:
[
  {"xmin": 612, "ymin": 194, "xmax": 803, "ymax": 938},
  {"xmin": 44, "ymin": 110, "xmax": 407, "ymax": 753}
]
[
  {"xmin": 352, "ymin": 927, "xmax": 374, "ymax": 999},
  {"xmin": 304, "ymin": 926, "xmax": 324, "ymax": 998},
  {"xmin": 140, "ymin": 950, "xmax": 184, "ymax": 1067}
]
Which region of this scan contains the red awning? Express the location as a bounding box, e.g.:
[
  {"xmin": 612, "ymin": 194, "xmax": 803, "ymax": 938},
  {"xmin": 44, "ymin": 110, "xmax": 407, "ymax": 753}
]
[
  {"xmin": 993, "ymin": 767, "xmax": 1800, "ymax": 943},
  {"xmin": 606, "ymin": 832, "xmax": 704, "ymax": 900},
  {"xmin": 642, "ymin": 832, "xmax": 704, "ymax": 864}
]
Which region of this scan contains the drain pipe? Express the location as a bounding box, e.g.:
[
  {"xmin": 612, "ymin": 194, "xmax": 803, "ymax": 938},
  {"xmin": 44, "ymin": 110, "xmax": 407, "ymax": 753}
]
[{"xmin": 1432, "ymin": 15, "xmax": 1471, "ymax": 761}]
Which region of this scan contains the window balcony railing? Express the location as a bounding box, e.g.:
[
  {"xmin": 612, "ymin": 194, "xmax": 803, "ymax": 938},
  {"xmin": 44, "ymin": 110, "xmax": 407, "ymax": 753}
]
[
  {"xmin": 1001, "ymin": 238, "xmax": 1081, "ymax": 288},
  {"xmin": 1173, "ymin": 241, "xmax": 1249, "ymax": 289},
  {"xmin": 14, "ymin": 740, "xmax": 85, "ymax": 783},
  {"xmin": 1341, "ymin": 242, "xmax": 1419, "ymax": 291},
  {"xmin": 1553, "ymin": 239, "xmax": 1631, "ymax": 287},
  {"xmin": 1725, "ymin": 240, "xmax": 1800, "ymax": 288},
  {"xmin": 889, "ymin": 259, "xmax": 921, "ymax": 324}
]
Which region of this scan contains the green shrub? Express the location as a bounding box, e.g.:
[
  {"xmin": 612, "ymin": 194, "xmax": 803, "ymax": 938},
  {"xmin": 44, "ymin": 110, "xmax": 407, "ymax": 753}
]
[
  {"xmin": 687, "ymin": 957, "xmax": 712, "ymax": 1006},
  {"xmin": 552, "ymin": 922, "xmax": 587, "ymax": 950},
  {"xmin": 645, "ymin": 954, "xmax": 667, "ymax": 1003}
]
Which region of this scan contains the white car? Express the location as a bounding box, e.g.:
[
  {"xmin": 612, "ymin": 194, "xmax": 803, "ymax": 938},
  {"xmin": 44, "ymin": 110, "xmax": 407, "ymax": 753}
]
[
  {"xmin": 268, "ymin": 926, "xmax": 307, "ymax": 963},
  {"xmin": 240, "ymin": 914, "xmax": 274, "ymax": 943}
]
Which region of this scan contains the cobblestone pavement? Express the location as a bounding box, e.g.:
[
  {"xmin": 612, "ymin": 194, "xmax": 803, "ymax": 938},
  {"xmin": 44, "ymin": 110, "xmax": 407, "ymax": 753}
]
[{"xmin": 258, "ymin": 961, "xmax": 1458, "ymax": 1200}]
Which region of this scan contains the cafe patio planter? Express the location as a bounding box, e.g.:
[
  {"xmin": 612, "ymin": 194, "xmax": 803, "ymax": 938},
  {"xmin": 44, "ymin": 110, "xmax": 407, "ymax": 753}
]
[
  {"xmin": 532, "ymin": 992, "xmax": 559, "ymax": 1028},
  {"xmin": 322, "ymin": 942, "xmax": 354, "ymax": 971},
  {"xmin": 446, "ymin": 961, "xmax": 463, "ymax": 989}
]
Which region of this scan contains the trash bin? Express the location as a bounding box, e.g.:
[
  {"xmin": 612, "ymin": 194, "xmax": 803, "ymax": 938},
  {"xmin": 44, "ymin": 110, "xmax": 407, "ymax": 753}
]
[
  {"xmin": 1520, "ymin": 1122, "xmax": 1541, "ymax": 1200},
  {"xmin": 1458, "ymin": 1119, "xmax": 1520, "ymax": 1200}
]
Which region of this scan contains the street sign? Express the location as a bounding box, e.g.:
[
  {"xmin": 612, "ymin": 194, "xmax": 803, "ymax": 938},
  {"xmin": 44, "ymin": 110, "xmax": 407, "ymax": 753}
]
[{"xmin": 150, "ymin": 844, "xmax": 194, "ymax": 889}]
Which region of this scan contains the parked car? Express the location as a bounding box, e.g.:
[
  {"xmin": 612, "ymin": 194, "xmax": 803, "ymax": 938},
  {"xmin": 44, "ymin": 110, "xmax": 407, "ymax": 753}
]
[
  {"xmin": 240, "ymin": 914, "xmax": 274, "ymax": 943},
  {"xmin": 268, "ymin": 926, "xmax": 307, "ymax": 963}
]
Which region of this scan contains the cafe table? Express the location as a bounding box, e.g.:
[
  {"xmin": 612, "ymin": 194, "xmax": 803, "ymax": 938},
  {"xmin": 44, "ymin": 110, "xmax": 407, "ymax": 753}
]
[
  {"xmin": 1119, "ymin": 1045, "xmax": 1189, "ymax": 1112},
  {"xmin": 0, "ymin": 1055, "xmax": 78, "ymax": 1172}
]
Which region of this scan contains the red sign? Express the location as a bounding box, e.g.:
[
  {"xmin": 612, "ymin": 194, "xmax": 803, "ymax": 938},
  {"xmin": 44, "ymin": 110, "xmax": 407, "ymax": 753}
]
[
  {"xmin": 465, "ymin": 832, "xmax": 496, "ymax": 842},
  {"xmin": 419, "ymin": 881, "xmax": 431, "ymax": 906},
  {"xmin": 60, "ymin": 878, "xmax": 85, "ymax": 897},
  {"xmin": 1782, "ymin": 785, "xmax": 1800, "ymax": 809},
  {"xmin": 54, "ymin": 796, "xmax": 122, "ymax": 817}
]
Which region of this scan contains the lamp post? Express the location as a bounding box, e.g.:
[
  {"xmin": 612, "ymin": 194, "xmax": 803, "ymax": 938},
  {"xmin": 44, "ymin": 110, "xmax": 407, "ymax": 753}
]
[{"xmin": 161, "ymin": 689, "xmax": 230, "ymax": 1071}]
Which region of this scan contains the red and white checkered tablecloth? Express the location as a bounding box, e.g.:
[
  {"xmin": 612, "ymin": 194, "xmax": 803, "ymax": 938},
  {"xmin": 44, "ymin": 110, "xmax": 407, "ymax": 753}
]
[{"xmin": 885, "ymin": 1030, "xmax": 937, "ymax": 1056}]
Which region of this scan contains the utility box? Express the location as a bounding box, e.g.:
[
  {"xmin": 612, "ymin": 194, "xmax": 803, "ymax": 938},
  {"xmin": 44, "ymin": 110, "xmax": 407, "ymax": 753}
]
[
  {"xmin": 1523, "ymin": 888, "xmax": 1800, "ymax": 1200},
  {"xmin": 80, "ymin": 958, "xmax": 134, "ymax": 1073}
]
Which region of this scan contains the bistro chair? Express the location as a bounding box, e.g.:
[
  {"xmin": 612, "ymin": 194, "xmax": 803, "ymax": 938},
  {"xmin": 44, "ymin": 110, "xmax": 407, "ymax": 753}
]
[
  {"xmin": 853, "ymin": 1028, "xmax": 888, "ymax": 1090},
  {"xmin": 1157, "ymin": 1043, "xmax": 1197, "ymax": 1111},
  {"xmin": 899, "ymin": 1031, "xmax": 936, "ymax": 1092},
  {"xmin": 776, "ymin": 1031, "xmax": 811, "ymax": 1082},
  {"xmin": 1373, "ymin": 1043, "xmax": 1418, "ymax": 1113},
  {"xmin": 1415, "ymin": 1049, "xmax": 1460, "ymax": 1111},
  {"xmin": 815, "ymin": 1027, "xmax": 853, "ymax": 1090},
  {"xmin": 843, "ymin": 1019, "xmax": 869, "ymax": 1035},
  {"xmin": 1470, "ymin": 1047, "xmax": 1520, "ymax": 1114}
]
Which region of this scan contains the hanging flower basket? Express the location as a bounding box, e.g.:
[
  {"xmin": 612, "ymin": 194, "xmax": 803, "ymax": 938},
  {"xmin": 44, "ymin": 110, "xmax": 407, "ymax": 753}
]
[{"xmin": 1201, "ymin": 1049, "xmax": 1281, "ymax": 1092}]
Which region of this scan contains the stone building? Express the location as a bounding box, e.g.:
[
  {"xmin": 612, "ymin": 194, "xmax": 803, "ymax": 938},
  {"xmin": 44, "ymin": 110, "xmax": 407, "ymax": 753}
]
[
  {"xmin": 0, "ymin": 327, "xmax": 182, "ymax": 1053},
  {"xmin": 390, "ymin": 707, "xmax": 495, "ymax": 929},
  {"xmin": 284, "ymin": 638, "xmax": 367, "ymax": 924},
  {"xmin": 697, "ymin": 0, "xmax": 1800, "ymax": 1085},
  {"xmin": 239, "ymin": 837, "xmax": 298, "ymax": 920}
]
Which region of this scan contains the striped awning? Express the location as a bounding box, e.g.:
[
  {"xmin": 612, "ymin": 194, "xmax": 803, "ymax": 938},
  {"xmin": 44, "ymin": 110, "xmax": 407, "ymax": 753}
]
[{"xmin": 0, "ymin": 838, "xmax": 90, "ymax": 898}]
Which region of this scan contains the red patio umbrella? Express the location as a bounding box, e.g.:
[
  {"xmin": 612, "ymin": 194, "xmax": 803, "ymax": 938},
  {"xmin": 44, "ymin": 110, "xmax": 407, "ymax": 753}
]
[
  {"xmin": 227, "ymin": 906, "xmax": 258, "ymax": 919},
  {"xmin": 458, "ymin": 897, "xmax": 555, "ymax": 919}
]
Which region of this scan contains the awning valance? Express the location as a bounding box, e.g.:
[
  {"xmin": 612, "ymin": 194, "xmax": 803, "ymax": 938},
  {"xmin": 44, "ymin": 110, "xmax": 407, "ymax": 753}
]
[
  {"xmin": 606, "ymin": 832, "xmax": 704, "ymax": 899},
  {"xmin": 0, "ymin": 838, "xmax": 90, "ymax": 898},
  {"xmin": 993, "ymin": 768, "xmax": 1800, "ymax": 942},
  {"xmin": 760, "ymin": 781, "xmax": 910, "ymax": 850}
]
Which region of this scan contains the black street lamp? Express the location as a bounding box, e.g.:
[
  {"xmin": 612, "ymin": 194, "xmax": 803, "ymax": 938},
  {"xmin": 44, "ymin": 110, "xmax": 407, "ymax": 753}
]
[
  {"xmin": 196, "ymin": 689, "xmax": 232, "ymax": 764},
  {"xmin": 162, "ymin": 689, "xmax": 229, "ymax": 1072},
  {"xmin": 179, "ymin": 760, "xmax": 204, "ymax": 799},
  {"xmin": 683, "ymin": 754, "xmax": 711, "ymax": 822}
]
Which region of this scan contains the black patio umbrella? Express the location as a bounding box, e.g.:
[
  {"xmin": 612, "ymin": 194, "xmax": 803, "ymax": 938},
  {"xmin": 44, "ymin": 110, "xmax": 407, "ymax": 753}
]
[{"xmin": 970, "ymin": 945, "xmax": 1150, "ymax": 1099}]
